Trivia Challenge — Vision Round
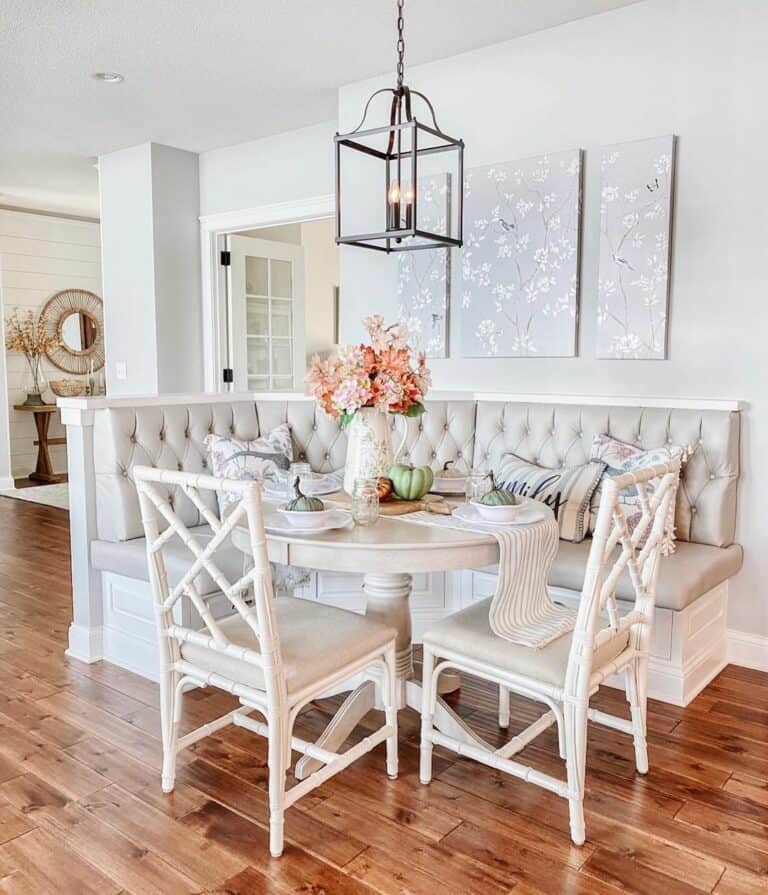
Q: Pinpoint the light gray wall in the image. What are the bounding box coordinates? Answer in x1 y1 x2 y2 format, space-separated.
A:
199 121 336 217
99 143 203 395
151 144 203 394
99 144 158 395
195 0 766 639
337 0 767 637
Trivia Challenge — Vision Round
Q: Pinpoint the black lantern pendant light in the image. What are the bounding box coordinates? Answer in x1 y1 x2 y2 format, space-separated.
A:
334 0 464 253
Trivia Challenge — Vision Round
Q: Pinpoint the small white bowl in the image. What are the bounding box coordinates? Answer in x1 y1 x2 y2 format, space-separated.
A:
276 505 337 530
470 498 524 523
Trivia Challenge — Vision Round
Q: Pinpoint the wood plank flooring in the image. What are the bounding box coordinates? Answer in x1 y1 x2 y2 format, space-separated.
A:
0 494 765 894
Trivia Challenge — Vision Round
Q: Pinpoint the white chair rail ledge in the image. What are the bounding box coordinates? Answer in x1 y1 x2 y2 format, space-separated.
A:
61 389 744 706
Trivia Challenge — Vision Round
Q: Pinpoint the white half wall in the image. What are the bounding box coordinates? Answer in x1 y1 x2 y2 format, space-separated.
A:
336 0 768 640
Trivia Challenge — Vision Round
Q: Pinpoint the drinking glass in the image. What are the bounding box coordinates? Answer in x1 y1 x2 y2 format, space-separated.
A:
289 462 313 490
350 478 380 525
465 470 492 503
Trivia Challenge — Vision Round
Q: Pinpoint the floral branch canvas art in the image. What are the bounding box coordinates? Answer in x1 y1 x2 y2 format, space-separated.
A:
397 174 451 358
596 134 676 359
460 150 582 358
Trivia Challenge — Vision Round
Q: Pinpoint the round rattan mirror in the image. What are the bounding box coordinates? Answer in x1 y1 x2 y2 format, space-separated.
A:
42 289 105 374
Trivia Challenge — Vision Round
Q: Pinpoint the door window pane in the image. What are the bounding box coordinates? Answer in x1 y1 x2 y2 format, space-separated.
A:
245 256 268 295
248 376 269 391
271 300 292 338
247 338 269 375
271 340 293 376
272 377 294 391
246 297 269 336
271 259 292 298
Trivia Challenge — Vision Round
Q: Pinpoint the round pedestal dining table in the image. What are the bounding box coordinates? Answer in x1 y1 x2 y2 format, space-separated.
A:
231 505 500 779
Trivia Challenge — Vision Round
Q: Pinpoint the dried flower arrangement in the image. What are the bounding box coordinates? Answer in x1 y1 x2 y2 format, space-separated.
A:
5 309 59 403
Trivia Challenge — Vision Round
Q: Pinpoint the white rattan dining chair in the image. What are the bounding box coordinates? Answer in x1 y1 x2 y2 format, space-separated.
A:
419 459 680 846
134 466 398 857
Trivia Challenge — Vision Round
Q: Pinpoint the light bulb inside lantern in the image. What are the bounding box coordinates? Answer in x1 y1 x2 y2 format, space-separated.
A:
403 184 414 229
388 183 401 204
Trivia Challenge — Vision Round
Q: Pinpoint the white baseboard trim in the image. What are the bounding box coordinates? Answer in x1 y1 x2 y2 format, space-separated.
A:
66 623 104 664
0 476 16 491
727 629 768 672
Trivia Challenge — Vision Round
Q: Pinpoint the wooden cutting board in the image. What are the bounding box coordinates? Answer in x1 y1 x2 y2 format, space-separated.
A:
325 491 454 516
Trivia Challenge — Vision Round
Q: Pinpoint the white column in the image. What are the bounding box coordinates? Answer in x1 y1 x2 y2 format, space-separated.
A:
98 142 203 396
62 405 103 662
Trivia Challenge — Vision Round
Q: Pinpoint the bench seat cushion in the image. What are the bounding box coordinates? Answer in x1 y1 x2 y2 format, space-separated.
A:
180 598 395 696
91 526 247 597
547 539 743 611
424 597 629 689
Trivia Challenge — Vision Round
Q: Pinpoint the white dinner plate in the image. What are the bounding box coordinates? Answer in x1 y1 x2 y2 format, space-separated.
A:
430 477 467 496
452 497 551 528
263 508 353 535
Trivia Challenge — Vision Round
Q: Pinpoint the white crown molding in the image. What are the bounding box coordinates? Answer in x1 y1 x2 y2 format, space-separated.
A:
199 195 335 234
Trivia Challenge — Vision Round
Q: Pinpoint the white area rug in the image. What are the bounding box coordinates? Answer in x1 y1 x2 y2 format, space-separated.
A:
1 483 69 510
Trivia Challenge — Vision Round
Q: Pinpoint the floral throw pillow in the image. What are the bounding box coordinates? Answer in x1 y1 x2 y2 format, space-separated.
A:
206 424 293 508
589 433 687 555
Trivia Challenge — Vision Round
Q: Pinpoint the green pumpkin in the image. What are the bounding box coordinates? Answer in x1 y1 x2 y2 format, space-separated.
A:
285 477 325 512
478 471 519 507
388 463 434 501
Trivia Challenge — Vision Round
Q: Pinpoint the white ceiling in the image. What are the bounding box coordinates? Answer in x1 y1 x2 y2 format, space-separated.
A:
1 0 640 218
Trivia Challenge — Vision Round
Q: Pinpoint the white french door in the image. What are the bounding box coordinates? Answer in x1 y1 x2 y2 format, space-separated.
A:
228 234 306 392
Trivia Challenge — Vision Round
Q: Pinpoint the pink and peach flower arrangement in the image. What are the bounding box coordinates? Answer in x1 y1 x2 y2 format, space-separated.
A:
306 316 431 424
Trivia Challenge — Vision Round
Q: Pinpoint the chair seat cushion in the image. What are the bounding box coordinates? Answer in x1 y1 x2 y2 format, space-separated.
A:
179 598 396 697
424 598 629 690
91 526 247 597
548 539 743 612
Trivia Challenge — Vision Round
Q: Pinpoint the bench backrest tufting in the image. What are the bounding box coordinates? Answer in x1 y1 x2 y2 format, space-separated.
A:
93 398 739 548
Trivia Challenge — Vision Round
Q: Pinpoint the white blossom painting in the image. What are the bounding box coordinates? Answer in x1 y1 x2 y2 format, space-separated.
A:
460 150 582 357
397 174 451 358
596 135 676 359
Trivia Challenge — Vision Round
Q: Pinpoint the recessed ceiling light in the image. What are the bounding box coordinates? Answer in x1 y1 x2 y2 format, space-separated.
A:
92 72 124 83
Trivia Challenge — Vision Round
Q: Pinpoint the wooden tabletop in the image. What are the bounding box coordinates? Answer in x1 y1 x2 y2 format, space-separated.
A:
12 403 58 412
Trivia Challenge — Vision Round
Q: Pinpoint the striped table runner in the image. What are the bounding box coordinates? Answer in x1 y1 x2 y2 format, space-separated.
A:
401 511 576 649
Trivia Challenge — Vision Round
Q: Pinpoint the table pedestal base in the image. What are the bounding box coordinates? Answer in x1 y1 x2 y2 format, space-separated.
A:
294 571 484 781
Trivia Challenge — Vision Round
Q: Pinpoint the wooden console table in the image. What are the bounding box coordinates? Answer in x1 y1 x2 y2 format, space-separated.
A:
12 404 66 484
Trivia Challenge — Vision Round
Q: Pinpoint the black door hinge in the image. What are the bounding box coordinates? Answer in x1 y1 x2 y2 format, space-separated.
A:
222 368 234 384
220 250 231 266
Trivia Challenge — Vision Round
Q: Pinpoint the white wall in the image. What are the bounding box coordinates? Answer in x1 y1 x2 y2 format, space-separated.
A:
337 0 768 637
301 218 339 356
99 144 158 395
99 143 203 395
151 144 203 394
0 209 101 480
199 121 336 218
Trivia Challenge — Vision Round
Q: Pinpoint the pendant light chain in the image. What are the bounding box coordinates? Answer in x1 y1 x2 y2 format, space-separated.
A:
396 0 405 90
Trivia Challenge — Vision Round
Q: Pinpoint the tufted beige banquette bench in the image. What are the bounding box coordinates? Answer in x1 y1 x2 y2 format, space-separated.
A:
60 392 742 706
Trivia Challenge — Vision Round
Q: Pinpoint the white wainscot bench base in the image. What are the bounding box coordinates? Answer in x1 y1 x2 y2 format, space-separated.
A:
78 567 730 709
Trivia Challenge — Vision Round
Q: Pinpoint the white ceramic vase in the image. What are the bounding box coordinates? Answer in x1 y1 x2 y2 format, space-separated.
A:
343 406 405 494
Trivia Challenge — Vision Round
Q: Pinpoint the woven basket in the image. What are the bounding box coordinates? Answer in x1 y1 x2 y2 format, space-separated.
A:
49 379 86 398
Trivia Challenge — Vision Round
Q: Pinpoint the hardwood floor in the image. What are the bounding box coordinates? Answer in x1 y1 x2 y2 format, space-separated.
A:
0 494 765 894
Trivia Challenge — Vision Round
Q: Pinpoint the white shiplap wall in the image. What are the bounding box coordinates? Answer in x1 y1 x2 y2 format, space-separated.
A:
0 210 101 479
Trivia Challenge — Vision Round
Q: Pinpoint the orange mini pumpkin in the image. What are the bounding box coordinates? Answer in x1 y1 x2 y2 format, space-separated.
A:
375 477 394 502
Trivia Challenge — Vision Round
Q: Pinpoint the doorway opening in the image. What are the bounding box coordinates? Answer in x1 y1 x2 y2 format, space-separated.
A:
221 217 339 393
